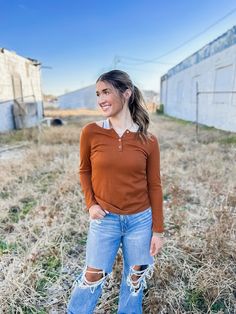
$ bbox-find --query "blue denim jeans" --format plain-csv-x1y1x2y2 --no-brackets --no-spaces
67,207,154,314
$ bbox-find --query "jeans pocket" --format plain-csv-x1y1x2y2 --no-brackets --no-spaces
89,213,107,224
132,207,152,226
136,207,152,217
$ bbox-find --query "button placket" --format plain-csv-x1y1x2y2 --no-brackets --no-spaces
118,137,123,151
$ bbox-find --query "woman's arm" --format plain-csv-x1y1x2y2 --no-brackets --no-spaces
146,135,164,233
79,126,98,210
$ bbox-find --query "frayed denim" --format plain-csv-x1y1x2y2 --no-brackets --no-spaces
67,207,154,314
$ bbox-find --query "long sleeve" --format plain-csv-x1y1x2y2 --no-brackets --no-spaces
146,135,164,233
79,127,98,210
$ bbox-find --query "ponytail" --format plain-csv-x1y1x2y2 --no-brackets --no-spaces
128,85,150,142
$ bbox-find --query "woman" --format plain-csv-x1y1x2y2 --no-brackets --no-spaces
67,70,165,314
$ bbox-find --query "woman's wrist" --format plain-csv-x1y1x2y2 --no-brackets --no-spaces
152,232,165,238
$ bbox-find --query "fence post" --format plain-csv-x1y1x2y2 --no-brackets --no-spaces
196,82,199,141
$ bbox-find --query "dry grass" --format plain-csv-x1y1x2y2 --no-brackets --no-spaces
0,113,235,313
44,108,102,118
44,103,157,119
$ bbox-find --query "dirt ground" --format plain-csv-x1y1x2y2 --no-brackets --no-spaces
0,112,235,313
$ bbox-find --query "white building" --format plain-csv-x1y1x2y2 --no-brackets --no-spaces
160,25,236,132
58,84,159,111
58,85,97,109
0,48,43,132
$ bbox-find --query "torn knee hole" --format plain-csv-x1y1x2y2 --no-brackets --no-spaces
84,267,106,284
127,264,154,295
130,265,146,289
75,266,109,293
130,266,142,286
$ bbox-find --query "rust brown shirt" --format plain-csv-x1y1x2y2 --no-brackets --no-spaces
79,122,164,233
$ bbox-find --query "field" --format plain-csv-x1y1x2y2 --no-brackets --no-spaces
0,111,236,313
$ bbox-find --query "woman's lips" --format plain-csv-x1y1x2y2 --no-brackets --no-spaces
100,104,111,111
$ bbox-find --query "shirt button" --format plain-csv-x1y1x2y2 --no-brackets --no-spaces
118,145,122,149
118,139,121,141
126,130,129,133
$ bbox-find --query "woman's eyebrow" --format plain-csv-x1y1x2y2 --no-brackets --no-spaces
96,88,111,95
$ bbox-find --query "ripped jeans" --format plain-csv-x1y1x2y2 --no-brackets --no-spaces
67,207,154,314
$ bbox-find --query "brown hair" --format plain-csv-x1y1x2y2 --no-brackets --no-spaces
96,70,151,142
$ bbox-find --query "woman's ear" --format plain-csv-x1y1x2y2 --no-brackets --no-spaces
124,89,132,101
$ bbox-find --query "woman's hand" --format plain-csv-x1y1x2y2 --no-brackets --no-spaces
150,235,165,256
89,204,109,219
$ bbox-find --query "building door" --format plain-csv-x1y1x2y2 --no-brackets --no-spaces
12,74,23,102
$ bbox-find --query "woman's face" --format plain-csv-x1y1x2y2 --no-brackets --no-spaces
96,80,125,117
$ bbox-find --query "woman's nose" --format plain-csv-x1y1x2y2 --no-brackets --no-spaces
98,95,105,105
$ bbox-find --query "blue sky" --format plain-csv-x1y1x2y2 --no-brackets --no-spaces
1,0,236,95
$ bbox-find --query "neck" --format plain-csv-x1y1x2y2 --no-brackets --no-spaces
107,110,135,130
108,115,139,133
108,118,134,130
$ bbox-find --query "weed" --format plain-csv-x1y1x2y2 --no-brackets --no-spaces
210,299,226,312
42,255,61,279
78,234,87,245
156,104,164,115
35,256,61,296
8,205,21,223
34,172,59,193
20,305,47,314
0,190,10,199
0,239,17,254
219,135,236,144
8,198,37,222
7,305,47,314
35,277,48,294
20,197,37,217
184,289,208,312
0,128,41,145
162,114,193,125
163,193,170,201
